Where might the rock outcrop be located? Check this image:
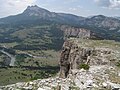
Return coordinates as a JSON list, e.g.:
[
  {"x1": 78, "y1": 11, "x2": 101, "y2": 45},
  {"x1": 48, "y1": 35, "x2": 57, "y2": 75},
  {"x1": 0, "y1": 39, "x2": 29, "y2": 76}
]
[
  {"x1": 59, "y1": 39, "x2": 119, "y2": 78},
  {"x1": 60, "y1": 26, "x2": 91, "y2": 39}
]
